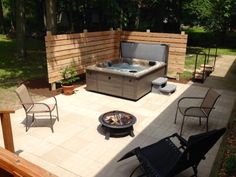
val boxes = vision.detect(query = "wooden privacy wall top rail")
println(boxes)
[45,30,187,84]
[0,146,57,177]
[45,30,119,41]
[122,31,188,39]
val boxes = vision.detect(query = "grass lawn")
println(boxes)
[1,33,236,87]
[0,34,47,88]
[179,46,236,81]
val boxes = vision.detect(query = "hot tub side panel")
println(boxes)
[86,66,165,100]
[135,67,165,99]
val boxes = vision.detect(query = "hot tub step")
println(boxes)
[152,77,168,88]
[159,84,176,95]
[152,77,176,95]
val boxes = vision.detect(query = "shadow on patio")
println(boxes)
[5,56,235,177]
[93,84,234,177]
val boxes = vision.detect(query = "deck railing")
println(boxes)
[0,110,57,177]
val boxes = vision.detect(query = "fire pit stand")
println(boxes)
[99,110,137,140]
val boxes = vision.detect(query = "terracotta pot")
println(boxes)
[62,85,74,95]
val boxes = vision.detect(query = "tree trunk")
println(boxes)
[45,0,57,34]
[10,0,16,32]
[0,0,6,33]
[36,0,45,34]
[16,0,26,60]
[68,1,75,32]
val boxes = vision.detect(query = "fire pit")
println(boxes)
[99,110,137,140]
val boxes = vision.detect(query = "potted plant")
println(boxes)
[61,65,80,95]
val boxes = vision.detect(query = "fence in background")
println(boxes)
[45,30,187,87]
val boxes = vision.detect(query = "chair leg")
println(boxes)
[206,117,209,132]
[129,164,142,177]
[25,114,29,132]
[199,117,201,126]
[32,113,35,122]
[49,112,54,133]
[191,165,198,177]
[56,104,59,121]
[174,107,179,124]
[180,115,186,136]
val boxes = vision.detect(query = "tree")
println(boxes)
[16,0,26,59]
[206,0,235,33]
[183,0,236,34]
[0,0,6,33]
[45,0,57,34]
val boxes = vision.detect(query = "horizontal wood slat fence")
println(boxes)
[45,30,187,85]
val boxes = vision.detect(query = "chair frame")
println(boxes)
[174,88,221,135]
[15,84,59,132]
[118,128,226,177]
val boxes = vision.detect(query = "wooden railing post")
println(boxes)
[0,110,15,153]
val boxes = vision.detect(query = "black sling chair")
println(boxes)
[118,128,226,177]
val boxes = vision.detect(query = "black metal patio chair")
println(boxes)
[118,128,226,177]
[174,88,221,135]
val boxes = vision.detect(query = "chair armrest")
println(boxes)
[169,133,188,147]
[22,102,51,111]
[177,97,204,107]
[52,96,58,105]
[183,106,203,113]
[184,106,214,116]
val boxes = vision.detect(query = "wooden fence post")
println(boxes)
[0,110,15,153]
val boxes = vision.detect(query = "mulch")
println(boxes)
[22,76,190,98]
[22,77,86,98]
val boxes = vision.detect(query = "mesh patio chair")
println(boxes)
[15,84,59,132]
[174,88,221,135]
[118,128,226,177]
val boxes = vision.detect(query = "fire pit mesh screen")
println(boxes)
[104,112,132,126]
[99,110,136,128]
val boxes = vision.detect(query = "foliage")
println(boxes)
[179,71,192,81]
[182,0,236,33]
[205,0,235,33]
[0,34,46,88]
[184,26,236,48]
[60,64,79,86]
[225,155,236,175]
[183,0,212,26]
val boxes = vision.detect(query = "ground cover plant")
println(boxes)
[0,34,47,88]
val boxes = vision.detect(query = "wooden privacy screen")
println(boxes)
[45,30,187,84]
[45,31,120,84]
[120,31,188,77]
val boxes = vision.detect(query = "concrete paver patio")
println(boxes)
[0,82,234,177]
[0,55,235,177]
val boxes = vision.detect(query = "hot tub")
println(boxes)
[86,59,166,100]
[86,42,168,100]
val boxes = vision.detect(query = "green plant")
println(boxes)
[60,65,79,86]
[225,155,236,175]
